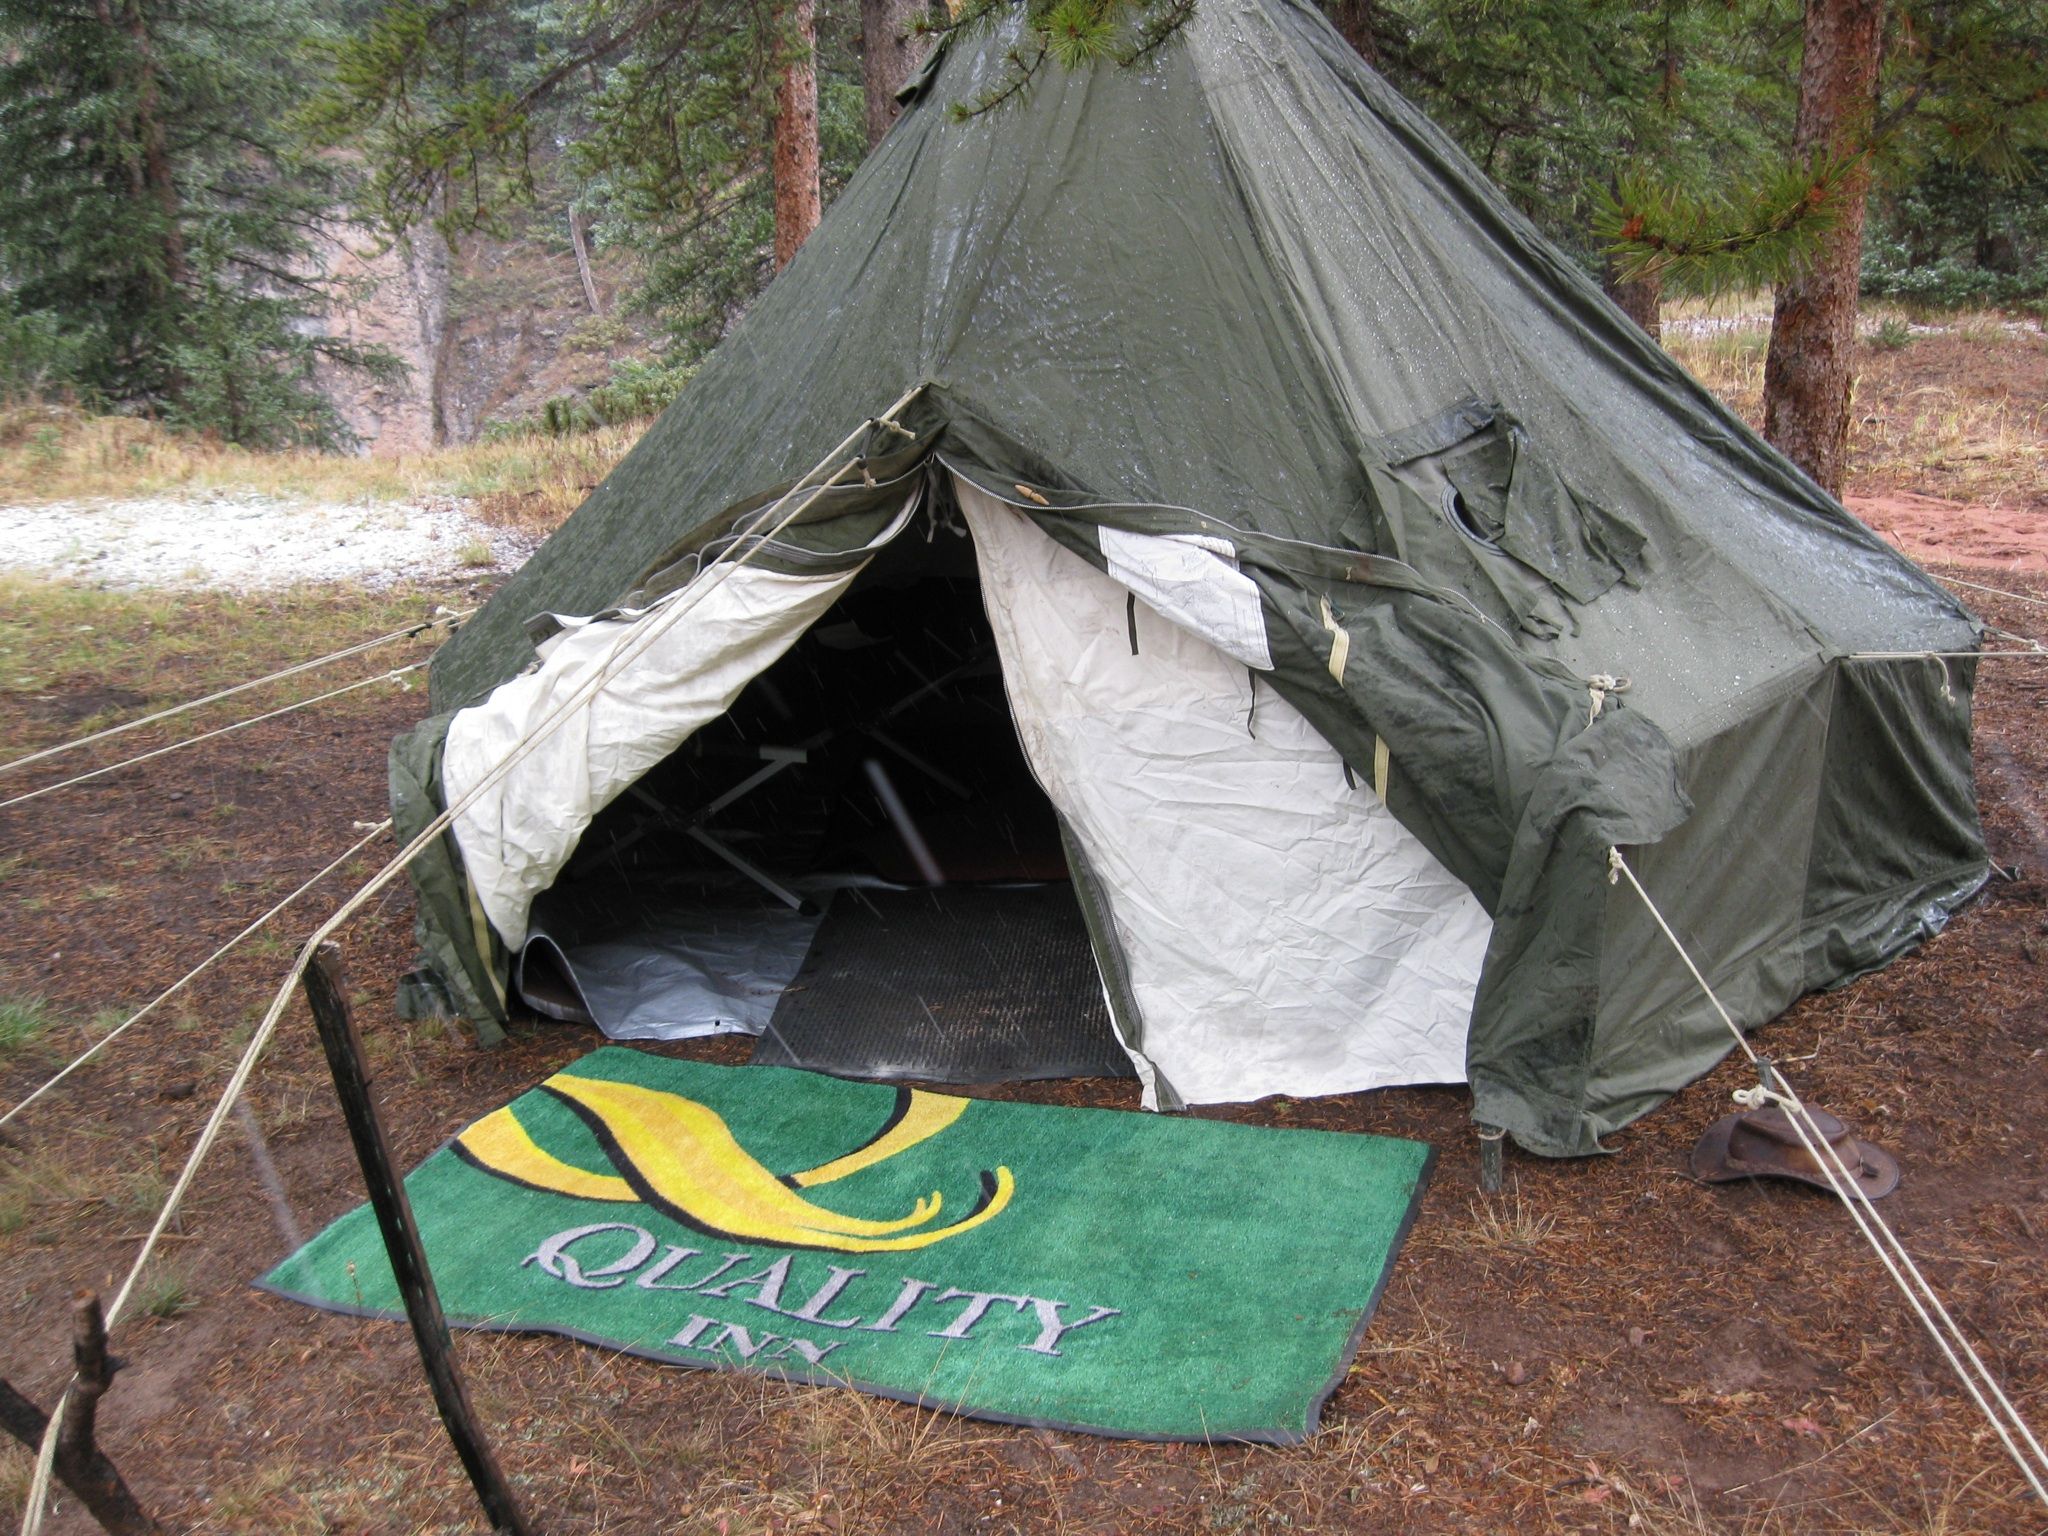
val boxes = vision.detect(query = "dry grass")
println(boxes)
[0,572,455,751]
[1463,1183,1562,1251]
[1662,293,2048,509]
[0,399,645,531]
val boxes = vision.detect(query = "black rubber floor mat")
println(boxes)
[751,885,1134,1083]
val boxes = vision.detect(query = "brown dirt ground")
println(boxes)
[8,326,2048,1533]
[1849,494,2048,573]
[2,568,2045,1536]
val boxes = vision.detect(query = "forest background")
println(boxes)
[0,0,2044,498]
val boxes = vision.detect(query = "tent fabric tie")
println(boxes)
[14,386,928,1536]
[1318,596,1350,684]
[1603,846,2048,1506]
[0,607,466,778]
[1586,673,1629,726]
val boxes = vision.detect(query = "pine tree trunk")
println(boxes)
[1603,257,1663,341]
[1761,0,1882,497]
[100,0,183,294]
[861,0,927,148]
[568,207,602,314]
[772,0,822,271]
[1326,0,1388,64]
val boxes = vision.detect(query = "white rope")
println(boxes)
[0,608,468,777]
[1934,573,2048,613]
[15,386,925,1535]
[1847,650,2048,660]
[0,665,425,812]
[1840,644,2048,707]
[0,820,390,1131]
[1605,847,2048,1505]
[1739,1076,2048,1503]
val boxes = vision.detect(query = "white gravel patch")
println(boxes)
[0,491,538,591]
[1664,311,2041,341]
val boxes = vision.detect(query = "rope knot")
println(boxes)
[1606,846,1623,885]
[1587,673,1631,725]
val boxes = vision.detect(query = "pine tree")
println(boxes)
[774,0,824,270]
[320,0,856,301]
[1359,0,1787,338]
[1597,0,2048,495]
[862,0,930,145]
[0,0,398,444]
[1763,0,1886,496]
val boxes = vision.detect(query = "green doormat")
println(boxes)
[260,1048,1431,1443]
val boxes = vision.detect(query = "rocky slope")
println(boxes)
[314,209,654,455]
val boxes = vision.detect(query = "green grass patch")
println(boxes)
[137,1263,196,1320]
[0,995,50,1055]
[0,575,454,751]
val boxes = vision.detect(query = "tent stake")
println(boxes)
[1476,1124,1505,1193]
[300,943,537,1536]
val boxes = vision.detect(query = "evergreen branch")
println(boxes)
[1115,0,1196,67]
[950,41,1049,118]
[942,0,1195,118]
[1596,152,1858,291]
[912,0,1013,39]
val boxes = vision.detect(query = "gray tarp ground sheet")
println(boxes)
[391,0,1984,1156]
[517,890,827,1040]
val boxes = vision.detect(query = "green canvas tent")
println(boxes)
[390,0,1985,1157]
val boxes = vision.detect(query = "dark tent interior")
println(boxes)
[511,507,1133,1083]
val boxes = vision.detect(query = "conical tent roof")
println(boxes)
[399,0,1985,1154]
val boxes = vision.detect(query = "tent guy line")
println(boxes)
[0,662,428,811]
[0,604,470,777]
[1605,847,2048,1506]
[0,819,393,1132]
[1929,572,2048,614]
[13,386,926,1536]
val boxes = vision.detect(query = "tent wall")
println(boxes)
[958,479,1491,1106]
[1574,656,1984,1140]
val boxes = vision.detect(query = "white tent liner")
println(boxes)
[956,478,1490,1104]
[442,499,917,948]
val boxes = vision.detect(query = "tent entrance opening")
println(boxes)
[511,527,1133,1083]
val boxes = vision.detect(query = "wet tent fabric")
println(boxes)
[389,0,1985,1155]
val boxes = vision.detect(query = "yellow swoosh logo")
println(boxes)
[452,1074,1012,1253]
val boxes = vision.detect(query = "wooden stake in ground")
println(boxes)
[0,1294,163,1536]
[568,208,603,316]
[300,943,536,1536]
